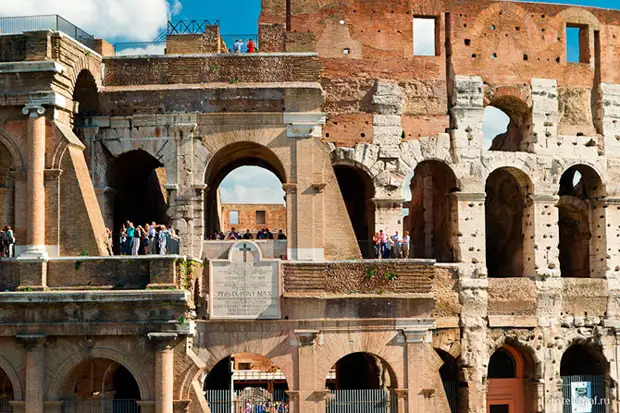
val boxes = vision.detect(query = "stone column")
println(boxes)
[18,334,45,413]
[450,76,485,157]
[20,105,47,258]
[400,322,435,413]
[531,194,560,278]
[453,192,487,275]
[148,333,178,413]
[293,330,320,413]
[284,113,326,261]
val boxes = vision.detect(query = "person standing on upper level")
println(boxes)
[247,38,256,53]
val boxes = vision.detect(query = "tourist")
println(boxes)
[158,225,168,255]
[372,232,380,258]
[132,225,142,256]
[256,228,265,239]
[379,230,387,258]
[119,224,128,255]
[243,229,253,239]
[266,228,274,239]
[227,227,240,240]
[149,222,157,254]
[233,39,244,54]
[126,221,135,255]
[277,229,287,240]
[247,38,256,53]
[402,231,410,258]
[105,228,114,256]
[391,231,402,258]
[2,226,15,258]
[384,235,393,259]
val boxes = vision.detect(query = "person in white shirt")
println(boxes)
[402,231,411,258]
[391,231,402,258]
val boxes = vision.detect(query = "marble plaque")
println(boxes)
[209,241,281,319]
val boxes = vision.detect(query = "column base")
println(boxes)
[287,248,324,261]
[17,245,49,260]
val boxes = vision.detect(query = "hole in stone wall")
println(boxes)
[484,96,531,152]
[465,39,471,46]
[413,17,437,56]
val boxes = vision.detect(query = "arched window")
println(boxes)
[485,168,534,278]
[557,165,606,278]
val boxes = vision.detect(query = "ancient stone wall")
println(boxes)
[219,203,287,233]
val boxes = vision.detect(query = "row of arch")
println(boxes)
[337,159,605,278]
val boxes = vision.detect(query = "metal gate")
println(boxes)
[442,380,457,413]
[561,375,606,413]
[62,398,139,413]
[326,390,395,413]
[204,389,289,413]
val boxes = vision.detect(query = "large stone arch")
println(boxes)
[47,348,152,401]
[487,333,543,380]
[0,356,23,401]
[0,129,25,172]
[314,330,404,391]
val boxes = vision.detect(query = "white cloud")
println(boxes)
[0,0,182,41]
[483,106,510,149]
[219,166,285,205]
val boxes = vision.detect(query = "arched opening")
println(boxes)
[407,161,459,262]
[484,96,532,152]
[59,358,140,413]
[203,353,289,412]
[560,344,607,413]
[204,143,287,257]
[107,150,169,254]
[436,349,459,413]
[485,168,534,278]
[325,352,396,411]
[0,368,14,413]
[558,165,606,278]
[487,345,533,413]
[0,141,16,256]
[333,164,375,259]
[72,70,99,133]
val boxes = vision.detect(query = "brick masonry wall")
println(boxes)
[220,203,287,234]
[102,55,321,86]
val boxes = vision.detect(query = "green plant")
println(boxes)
[75,261,82,271]
[177,316,185,325]
[377,289,385,295]
[230,78,239,84]
[81,249,90,256]
[22,287,33,292]
[383,271,398,281]
[210,64,217,72]
[364,265,376,279]
[85,50,91,56]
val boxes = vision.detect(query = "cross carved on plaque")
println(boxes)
[238,243,252,262]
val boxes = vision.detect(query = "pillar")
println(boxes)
[401,321,435,413]
[148,333,178,413]
[293,330,320,413]
[283,113,326,261]
[20,105,47,258]
[18,334,45,413]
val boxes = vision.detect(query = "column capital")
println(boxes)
[294,329,320,346]
[397,319,435,344]
[285,390,301,402]
[22,105,46,117]
[392,389,409,399]
[16,334,46,350]
[147,332,178,350]
[282,183,297,194]
[284,112,326,138]
[451,191,486,202]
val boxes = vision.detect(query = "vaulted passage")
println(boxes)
[59,358,141,413]
[558,165,605,278]
[334,165,375,258]
[72,69,99,135]
[0,141,15,230]
[407,161,459,262]
[0,368,14,411]
[487,345,536,413]
[437,349,459,413]
[560,344,607,413]
[204,353,289,411]
[108,149,169,245]
[485,168,533,278]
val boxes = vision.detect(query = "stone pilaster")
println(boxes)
[453,192,487,276]
[400,320,435,413]
[293,329,320,413]
[284,113,326,261]
[531,78,560,155]
[531,194,561,278]
[148,333,178,413]
[598,83,620,157]
[18,334,45,413]
[450,75,485,156]
[20,105,47,259]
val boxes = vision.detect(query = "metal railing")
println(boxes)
[205,389,289,413]
[114,41,166,56]
[153,19,220,42]
[220,35,259,53]
[0,399,11,413]
[561,375,606,413]
[442,381,457,413]
[326,390,396,413]
[62,398,139,413]
[0,15,94,49]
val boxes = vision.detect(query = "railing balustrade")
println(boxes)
[0,15,94,49]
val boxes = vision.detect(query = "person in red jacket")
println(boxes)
[247,39,256,53]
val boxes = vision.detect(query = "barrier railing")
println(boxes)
[62,398,139,413]
[0,15,94,49]
[561,375,606,413]
[204,389,289,413]
[326,390,396,413]
[220,35,259,53]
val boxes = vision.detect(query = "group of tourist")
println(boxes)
[207,228,287,241]
[0,226,15,258]
[112,221,180,256]
[232,39,257,54]
[242,400,288,413]
[373,230,411,259]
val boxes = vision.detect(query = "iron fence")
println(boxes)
[114,41,166,56]
[62,398,139,413]
[0,399,11,413]
[204,389,289,413]
[561,375,606,413]
[220,35,259,54]
[442,380,457,413]
[326,390,396,413]
[0,15,94,49]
